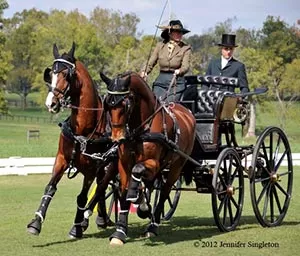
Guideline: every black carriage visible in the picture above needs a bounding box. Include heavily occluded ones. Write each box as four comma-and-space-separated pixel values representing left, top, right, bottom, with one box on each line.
164, 75, 293, 231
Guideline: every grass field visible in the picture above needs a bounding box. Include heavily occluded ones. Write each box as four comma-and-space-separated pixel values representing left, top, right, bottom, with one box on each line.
0, 170, 299, 256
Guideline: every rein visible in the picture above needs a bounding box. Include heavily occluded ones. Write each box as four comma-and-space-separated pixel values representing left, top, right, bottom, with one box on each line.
67, 104, 104, 111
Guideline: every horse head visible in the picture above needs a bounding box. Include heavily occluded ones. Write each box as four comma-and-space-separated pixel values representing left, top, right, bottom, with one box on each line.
45, 42, 77, 113
100, 72, 134, 142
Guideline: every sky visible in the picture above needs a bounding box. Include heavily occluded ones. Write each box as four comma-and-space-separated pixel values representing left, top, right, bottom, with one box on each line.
3, 0, 300, 36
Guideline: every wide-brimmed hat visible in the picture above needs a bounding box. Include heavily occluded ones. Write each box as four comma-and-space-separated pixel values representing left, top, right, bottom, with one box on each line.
218, 34, 238, 47
158, 20, 190, 40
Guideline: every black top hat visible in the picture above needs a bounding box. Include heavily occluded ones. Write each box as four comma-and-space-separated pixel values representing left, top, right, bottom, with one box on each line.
159, 20, 190, 40
218, 34, 238, 47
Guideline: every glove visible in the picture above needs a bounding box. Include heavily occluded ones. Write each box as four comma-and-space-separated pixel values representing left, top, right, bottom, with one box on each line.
140, 71, 148, 81
174, 69, 180, 76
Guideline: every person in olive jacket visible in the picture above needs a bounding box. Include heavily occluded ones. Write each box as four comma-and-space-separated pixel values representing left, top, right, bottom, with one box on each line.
140, 20, 191, 102
204, 34, 249, 93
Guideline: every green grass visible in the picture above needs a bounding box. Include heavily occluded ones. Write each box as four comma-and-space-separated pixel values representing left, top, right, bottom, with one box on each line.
0, 120, 62, 158
0, 171, 299, 256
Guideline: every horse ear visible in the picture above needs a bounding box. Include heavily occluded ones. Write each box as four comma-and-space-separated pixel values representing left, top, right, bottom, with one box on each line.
53, 43, 60, 58
100, 72, 111, 86
68, 42, 76, 58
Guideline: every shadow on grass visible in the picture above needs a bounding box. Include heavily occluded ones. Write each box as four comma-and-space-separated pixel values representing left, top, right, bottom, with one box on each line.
32, 215, 300, 248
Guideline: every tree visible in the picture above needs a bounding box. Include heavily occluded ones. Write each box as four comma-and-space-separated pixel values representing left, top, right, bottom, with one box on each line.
0, 0, 11, 114
90, 8, 140, 46
5, 9, 49, 109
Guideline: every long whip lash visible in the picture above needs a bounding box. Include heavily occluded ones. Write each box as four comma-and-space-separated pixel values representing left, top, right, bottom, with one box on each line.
144, 0, 170, 71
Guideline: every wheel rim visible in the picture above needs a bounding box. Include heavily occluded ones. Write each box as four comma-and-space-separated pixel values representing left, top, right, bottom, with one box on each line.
212, 148, 244, 232
151, 177, 182, 221
250, 127, 293, 227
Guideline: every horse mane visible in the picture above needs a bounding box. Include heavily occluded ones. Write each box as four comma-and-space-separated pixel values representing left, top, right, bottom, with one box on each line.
121, 71, 157, 106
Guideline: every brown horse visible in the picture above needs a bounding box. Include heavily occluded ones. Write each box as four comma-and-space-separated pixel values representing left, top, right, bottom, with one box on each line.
27, 43, 117, 238
100, 71, 196, 245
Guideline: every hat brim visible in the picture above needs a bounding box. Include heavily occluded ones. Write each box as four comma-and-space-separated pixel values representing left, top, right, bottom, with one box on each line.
218, 43, 238, 47
160, 27, 190, 40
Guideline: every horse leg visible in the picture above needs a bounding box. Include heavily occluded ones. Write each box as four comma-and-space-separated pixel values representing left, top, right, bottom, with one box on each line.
109, 191, 131, 245
82, 161, 117, 229
145, 161, 183, 237
27, 164, 65, 235
126, 163, 145, 203
95, 161, 117, 229
69, 175, 93, 238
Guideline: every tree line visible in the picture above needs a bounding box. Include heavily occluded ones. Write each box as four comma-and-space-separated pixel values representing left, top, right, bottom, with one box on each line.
1, 1, 300, 131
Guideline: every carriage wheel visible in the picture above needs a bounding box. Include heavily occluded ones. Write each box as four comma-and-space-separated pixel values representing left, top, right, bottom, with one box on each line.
250, 126, 293, 227
212, 148, 244, 232
152, 176, 182, 221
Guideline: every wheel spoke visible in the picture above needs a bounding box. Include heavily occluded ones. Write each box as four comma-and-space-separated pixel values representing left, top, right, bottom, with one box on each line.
273, 186, 283, 214
262, 183, 271, 219
254, 175, 270, 184
257, 180, 271, 205
230, 195, 239, 210
228, 155, 233, 181
228, 198, 234, 224
274, 148, 286, 171
166, 196, 173, 209
218, 172, 227, 188
270, 185, 274, 223
274, 182, 290, 198
269, 132, 273, 169
222, 196, 228, 223
278, 170, 291, 177
230, 166, 239, 184
217, 194, 226, 214
261, 141, 271, 171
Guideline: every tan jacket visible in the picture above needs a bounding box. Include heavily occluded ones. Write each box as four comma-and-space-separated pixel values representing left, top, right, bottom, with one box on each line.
144, 41, 192, 76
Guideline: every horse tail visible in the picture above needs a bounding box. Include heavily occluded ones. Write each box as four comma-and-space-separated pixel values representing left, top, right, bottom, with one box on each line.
181, 160, 194, 186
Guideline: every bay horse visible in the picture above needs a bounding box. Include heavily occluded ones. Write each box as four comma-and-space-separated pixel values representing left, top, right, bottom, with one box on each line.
27, 43, 117, 238
100, 71, 196, 245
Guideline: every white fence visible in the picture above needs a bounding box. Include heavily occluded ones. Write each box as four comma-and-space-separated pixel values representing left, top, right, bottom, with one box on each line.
0, 154, 300, 176
0, 157, 55, 176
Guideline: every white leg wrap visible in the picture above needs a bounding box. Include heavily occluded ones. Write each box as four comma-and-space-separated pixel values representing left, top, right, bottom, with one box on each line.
84, 209, 93, 219
131, 174, 141, 182
35, 211, 44, 223
116, 228, 127, 236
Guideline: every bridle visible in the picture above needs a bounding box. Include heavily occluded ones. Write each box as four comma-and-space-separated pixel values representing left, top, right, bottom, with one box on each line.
44, 58, 76, 108
106, 86, 133, 130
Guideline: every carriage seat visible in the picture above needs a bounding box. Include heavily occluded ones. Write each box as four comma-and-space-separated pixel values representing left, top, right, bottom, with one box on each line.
194, 90, 238, 145
194, 90, 226, 119
194, 89, 238, 121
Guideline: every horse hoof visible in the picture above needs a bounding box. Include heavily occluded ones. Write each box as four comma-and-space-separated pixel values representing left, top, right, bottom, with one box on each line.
68, 225, 83, 239
110, 238, 124, 246
144, 232, 156, 238
27, 226, 40, 236
137, 205, 151, 219
96, 216, 114, 229
27, 219, 41, 236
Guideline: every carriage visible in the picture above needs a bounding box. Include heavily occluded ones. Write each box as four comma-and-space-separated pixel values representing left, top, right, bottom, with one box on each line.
27, 43, 293, 245
163, 75, 293, 231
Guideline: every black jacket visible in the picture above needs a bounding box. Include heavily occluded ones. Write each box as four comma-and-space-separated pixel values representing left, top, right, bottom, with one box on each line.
204, 57, 249, 93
